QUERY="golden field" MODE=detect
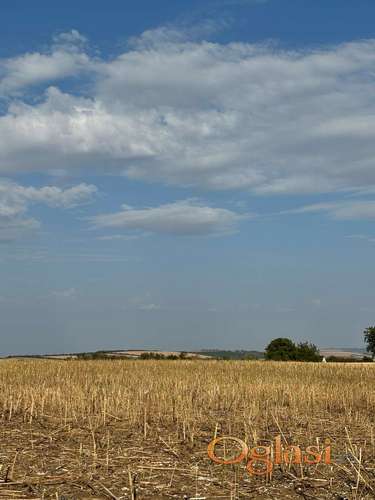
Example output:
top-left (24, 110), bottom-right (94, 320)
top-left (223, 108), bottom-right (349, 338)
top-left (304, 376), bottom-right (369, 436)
top-left (0, 359), bottom-right (374, 499)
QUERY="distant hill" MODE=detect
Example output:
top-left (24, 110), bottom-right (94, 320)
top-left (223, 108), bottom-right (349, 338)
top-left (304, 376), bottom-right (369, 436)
top-left (5, 349), bottom-right (265, 360)
top-left (4, 346), bottom-right (367, 361)
top-left (5, 349), bottom-right (213, 360)
top-left (198, 349), bottom-right (264, 360)
top-left (319, 347), bottom-right (367, 359)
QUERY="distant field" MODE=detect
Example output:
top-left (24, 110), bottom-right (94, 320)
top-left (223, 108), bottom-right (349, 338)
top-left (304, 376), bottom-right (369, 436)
top-left (319, 349), bottom-right (366, 359)
top-left (7, 349), bottom-right (262, 360)
top-left (0, 359), bottom-right (374, 499)
top-left (8, 350), bottom-right (213, 360)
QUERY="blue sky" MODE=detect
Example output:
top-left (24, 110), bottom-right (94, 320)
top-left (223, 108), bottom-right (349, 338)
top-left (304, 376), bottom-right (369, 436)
top-left (1, 0), bottom-right (375, 355)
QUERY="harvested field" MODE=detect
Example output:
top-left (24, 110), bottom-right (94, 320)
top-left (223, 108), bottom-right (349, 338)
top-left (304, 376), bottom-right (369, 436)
top-left (0, 359), bottom-right (374, 499)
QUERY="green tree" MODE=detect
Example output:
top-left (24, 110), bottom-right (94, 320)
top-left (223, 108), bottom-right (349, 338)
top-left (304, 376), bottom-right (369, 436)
top-left (295, 342), bottom-right (321, 362)
top-left (265, 338), bottom-right (297, 360)
top-left (364, 326), bottom-right (375, 359)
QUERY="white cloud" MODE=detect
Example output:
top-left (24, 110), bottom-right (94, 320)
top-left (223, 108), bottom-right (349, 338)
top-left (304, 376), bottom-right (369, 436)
top-left (137, 303), bottom-right (161, 311)
top-left (90, 199), bottom-right (247, 236)
top-left (1, 249), bottom-right (136, 263)
top-left (285, 200), bottom-right (375, 220)
top-left (128, 21), bottom-right (226, 50)
top-left (19, 183), bottom-right (98, 208)
top-left (346, 234), bottom-right (375, 244)
top-left (0, 179), bottom-right (97, 240)
top-left (51, 287), bottom-right (77, 299)
top-left (0, 30), bottom-right (90, 97)
top-left (0, 179), bottom-right (97, 213)
top-left (0, 217), bottom-right (40, 242)
top-left (1, 32), bottom-right (375, 197)
top-left (96, 234), bottom-right (144, 241)
top-left (125, 293), bottom-right (162, 311)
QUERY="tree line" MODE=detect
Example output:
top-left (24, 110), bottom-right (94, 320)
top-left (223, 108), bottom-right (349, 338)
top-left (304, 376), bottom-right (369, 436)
top-left (264, 326), bottom-right (375, 362)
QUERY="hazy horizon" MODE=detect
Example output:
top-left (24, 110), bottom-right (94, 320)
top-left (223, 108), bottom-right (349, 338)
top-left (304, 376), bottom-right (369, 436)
top-left (2, 345), bottom-right (367, 358)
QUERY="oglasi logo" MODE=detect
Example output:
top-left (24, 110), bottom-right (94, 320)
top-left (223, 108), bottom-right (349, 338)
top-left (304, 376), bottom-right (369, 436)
top-left (207, 435), bottom-right (331, 476)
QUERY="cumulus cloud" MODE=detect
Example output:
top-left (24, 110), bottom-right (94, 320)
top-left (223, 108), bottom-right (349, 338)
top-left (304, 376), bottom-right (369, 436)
top-left (0, 179), bottom-right (97, 213)
top-left (128, 21), bottom-right (226, 50)
top-left (90, 199), bottom-right (247, 236)
top-left (1, 31), bottom-right (375, 197)
top-left (0, 30), bottom-right (90, 97)
top-left (0, 179), bottom-right (97, 240)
